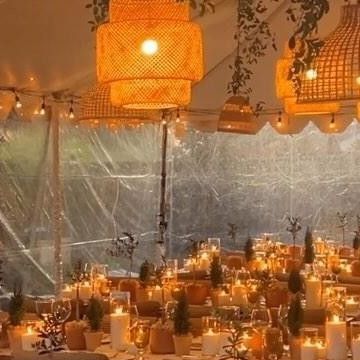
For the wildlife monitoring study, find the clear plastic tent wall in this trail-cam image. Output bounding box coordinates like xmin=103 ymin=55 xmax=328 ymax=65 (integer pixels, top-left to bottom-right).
xmin=1 ymin=112 xmax=360 ymax=295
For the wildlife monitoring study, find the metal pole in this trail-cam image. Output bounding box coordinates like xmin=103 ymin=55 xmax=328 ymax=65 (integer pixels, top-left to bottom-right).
xmin=158 ymin=119 xmax=168 ymax=258
xmin=51 ymin=109 xmax=63 ymax=297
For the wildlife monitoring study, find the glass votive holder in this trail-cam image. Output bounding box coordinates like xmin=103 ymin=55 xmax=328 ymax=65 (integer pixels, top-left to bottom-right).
xmin=351 ymin=321 xmax=360 ymax=359
xmin=208 ymin=238 xmax=221 ymax=257
xmin=346 ymin=295 xmax=360 ymax=315
xmin=202 ymin=316 xmax=220 ymax=356
xmin=111 ymin=291 xmax=131 ymax=312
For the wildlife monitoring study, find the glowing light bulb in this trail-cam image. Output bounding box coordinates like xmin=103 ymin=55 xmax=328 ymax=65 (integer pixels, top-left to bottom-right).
xmin=141 ymin=39 xmax=158 ymax=56
xmin=356 ymin=76 xmax=360 ymax=86
xmin=15 ymin=94 xmax=22 ymax=109
xmin=306 ymin=69 xmax=317 ymax=80
xmin=40 ymin=97 xmax=46 ymax=115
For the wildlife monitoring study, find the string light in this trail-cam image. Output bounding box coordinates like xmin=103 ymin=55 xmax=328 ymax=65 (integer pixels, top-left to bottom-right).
xmin=329 ymin=113 xmax=336 ymax=129
xmin=176 ymin=108 xmax=180 ymax=123
xmin=356 ymin=76 xmax=360 ymax=86
xmin=161 ymin=111 xmax=167 ymax=125
xmin=14 ymin=92 xmax=22 ymax=109
xmin=305 ymin=68 xmax=317 ymax=80
xmin=276 ymin=111 xmax=282 ymax=127
xmin=40 ymin=96 xmax=46 ymax=115
xmin=68 ymin=99 xmax=75 ymax=119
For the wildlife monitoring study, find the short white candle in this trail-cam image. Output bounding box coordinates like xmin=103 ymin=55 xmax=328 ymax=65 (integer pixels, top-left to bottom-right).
xmin=202 ymin=328 xmax=220 ymax=356
xmin=301 ymin=338 xmax=318 ymax=360
xmin=111 ymin=307 xmax=130 ymax=351
xmin=326 ymin=315 xmax=347 ymax=360
xmin=305 ymin=276 xmax=322 ymax=309
xmin=352 ymin=335 xmax=360 ymax=359
xmin=21 ymin=327 xmax=39 ymax=351
xmin=217 ymin=290 xmax=231 ymax=306
xmin=231 ymin=282 xmax=248 ymax=306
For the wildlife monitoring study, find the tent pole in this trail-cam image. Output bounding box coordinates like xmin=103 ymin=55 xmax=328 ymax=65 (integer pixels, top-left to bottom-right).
xmin=51 ymin=109 xmax=63 ymax=297
xmin=158 ymin=120 xmax=168 ymax=258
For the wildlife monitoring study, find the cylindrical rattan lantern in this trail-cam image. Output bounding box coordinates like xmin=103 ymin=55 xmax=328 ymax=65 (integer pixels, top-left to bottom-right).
xmin=276 ymin=3 xmax=360 ymax=133
xmin=78 ymin=84 xmax=159 ymax=129
xmin=96 ymin=0 xmax=204 ymax=109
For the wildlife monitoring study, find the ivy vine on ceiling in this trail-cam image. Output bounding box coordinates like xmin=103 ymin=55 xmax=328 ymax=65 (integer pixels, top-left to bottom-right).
xmin=86 ymin=0 xmax=330 ymax=101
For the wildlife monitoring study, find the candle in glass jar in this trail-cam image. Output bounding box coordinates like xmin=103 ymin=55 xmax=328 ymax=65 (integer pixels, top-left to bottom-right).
xmin=217 ymin=290 xmax=231 ymax=306
xmin=301 ymin=338 xmax=318 ymax=360
xmin=199 ymin=253 xmax=210 ymax=271
xmin=21 ymin=327 xmax=39 ymax=351
xmin=231 ymin=282 xmax=248 ymax=306
xmin=202 ymin=328 xmax=220 ymax=356
xmin=352 ymin=335 xmax=360 ymax=359
xmin=79 ymin=281 xmax=92 ymax=300
xmin=111 ymin=307 xmax=130 ymax=351
xmin=305 ymin=276 xmax=322 ymax=309
xmin=325 ymin=315 xmax=347 ymax=360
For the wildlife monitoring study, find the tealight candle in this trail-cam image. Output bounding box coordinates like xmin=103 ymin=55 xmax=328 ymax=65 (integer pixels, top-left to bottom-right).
xmin=217 ymin=290 xmax=231 ymax=306
xmin=110 ymin=307 xmax=130 ymax=351
xmin=21 ymin=327 xmax=39 ymax=351
xmin=325 ymin=315 xmax=347 ymax=360
xmin=305 ymin=276 xmax=322 ymax=309
xmin=202 ymin=328 xmax=220 ymax=356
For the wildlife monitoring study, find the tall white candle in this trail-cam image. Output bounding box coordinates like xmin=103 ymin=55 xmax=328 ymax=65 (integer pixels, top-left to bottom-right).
xmin=202 ymin=329 xmax=220 ymax=356
xmin=352 ymin=335 xmax=360 ymax=360
xmin=300 ymin=338 xmax=318 ymax=360
xmin=305 ymin=277 xmax=322 ymax=309
xmin=231 ymin=282 xmax=248 ymax=306
xmin=326 ymin=315 xmax=347 ymax=360
xmin=21 ymin=327 xmax=39 ymax=351
xmin=111 ymin=307 xmax=130 ymax=351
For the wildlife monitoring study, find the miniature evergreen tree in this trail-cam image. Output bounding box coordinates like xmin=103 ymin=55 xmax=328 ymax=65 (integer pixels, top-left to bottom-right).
xmin=353 ymin=215 xmax=360 ymax=254
xmin=86 ymin=296 xmax=104 ymax=332
xmin=210 ymin=256 xmax=223 ymax=289
xmin=8 ymin=282 xmax=25 ymax=327
xmin=288 ymin=294 xmax=304 ymax=337
xmin=288 ymin=269 xmax=303 ymax=295
xmin=244 ymin=236 xmax=255 ymax=263
xmin=303 ymin=226 xmax=315 ymax=264
xmin=173 ymin=291 xmax=191 ymax=336
xmin=139 ymin=260 xmax=154 ymax=288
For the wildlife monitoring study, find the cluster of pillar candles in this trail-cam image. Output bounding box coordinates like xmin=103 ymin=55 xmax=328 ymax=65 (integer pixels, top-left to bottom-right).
xmin=21 ymin=234 xmax=360 ymax=359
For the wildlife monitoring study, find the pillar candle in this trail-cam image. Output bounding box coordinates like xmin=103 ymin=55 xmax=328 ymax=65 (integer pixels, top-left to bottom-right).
xmin=352 ymin=335 xmax=360 ymax=359
xmin=198 ymin=253 xmax=210 ymax=271
xmin=300 ymin=339 xmax=318 ymax=360
xmin=21 ymin=327 xmax=39 ymax=351
xmin=217 ymin=291 xmax=231 ymax=306
xmin=111 ymin=307 xmax=130 ymax=351
xmin=202 ymin=329 xmax=220 ymax=356
xmin=79 ymin=282 xmax=92 ymax=300
xmin=305 ymin=277 xmax=322 ymax=309
xmin=325 ymin=316 xmax=347 ymax=360
xmin=317 ymin=341 xmax=326 ymax=359
xmin=231 ymin=283 xmax=248 ymax=306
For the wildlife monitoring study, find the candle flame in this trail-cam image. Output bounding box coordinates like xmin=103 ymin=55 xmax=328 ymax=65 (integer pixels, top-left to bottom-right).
xmin=26 ymin=326 xmax=33 ymax=335
xmin=115 ymin=306 xmax=123 ymax=315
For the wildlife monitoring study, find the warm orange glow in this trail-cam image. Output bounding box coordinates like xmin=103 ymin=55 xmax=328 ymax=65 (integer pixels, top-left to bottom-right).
xmin=96 ymin=0 xmax=203 ymax=109
xmin=305 ymin=69 xmax=317 ymax=80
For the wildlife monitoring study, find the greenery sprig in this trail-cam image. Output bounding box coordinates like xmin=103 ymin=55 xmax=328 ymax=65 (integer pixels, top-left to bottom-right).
xmin=353 ymin=215 xmax=360 ymax=253
xmin=286 ymin=215 xmax=302 ymax=255
xmin=210 ymin=256 xmax=223 ymax=289
xmin=221 ymin=325 xmax=249 ymax=360
xmin=304 ymin=226 xmax=315 ymax=264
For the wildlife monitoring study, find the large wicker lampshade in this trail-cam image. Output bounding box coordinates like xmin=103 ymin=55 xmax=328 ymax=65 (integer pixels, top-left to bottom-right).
xmin=96 ymin=0 xmax=204 ymax=110
xmin=276 ymin=3 xmax=360 ymax=132
xmin=78 ymin=84 xmax=158 ymax=129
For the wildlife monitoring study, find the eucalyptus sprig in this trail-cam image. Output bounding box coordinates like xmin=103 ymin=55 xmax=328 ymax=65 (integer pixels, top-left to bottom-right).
xmin=107 ymin=232 xmax=139 ymax=277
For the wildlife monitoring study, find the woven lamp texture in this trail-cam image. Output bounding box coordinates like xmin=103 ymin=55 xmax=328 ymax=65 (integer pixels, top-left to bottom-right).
xmin=96 ymin=0 xmax=204 ymax=109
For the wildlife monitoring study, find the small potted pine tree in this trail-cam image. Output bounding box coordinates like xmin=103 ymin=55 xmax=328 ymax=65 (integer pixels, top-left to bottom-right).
xmin=84 ymin=296 xmax=104 ymax=351
xmin=210 ymin=256 xmax=223 ymax=306
xmin=303 ymin=227 xmax=315 ymax=267
xmin=7 ymin=283 xmax=25 ymax=354
xmin=172 ymin=291 xmax=192 ymax=356
xmin=288 ymin=294 xmax=304 ymax=360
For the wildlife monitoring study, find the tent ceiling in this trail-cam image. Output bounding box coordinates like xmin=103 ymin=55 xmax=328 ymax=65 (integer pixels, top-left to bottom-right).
xmin=0 ymin=0 xmax=343 ymax=112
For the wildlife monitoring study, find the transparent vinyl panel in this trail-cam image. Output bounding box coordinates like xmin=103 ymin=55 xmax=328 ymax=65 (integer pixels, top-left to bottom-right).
xmin=0 ymin=112 xmax=360 ymax=294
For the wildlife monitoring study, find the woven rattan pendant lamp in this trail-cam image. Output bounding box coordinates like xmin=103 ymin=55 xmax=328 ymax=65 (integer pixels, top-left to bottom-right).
xmin=276 ymin=2 xmax=360 ymax=133
xmin=78 ymin=84 xmax=158 ymax=129
xmin=96 ymin=0 xmax=204 ymax=110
